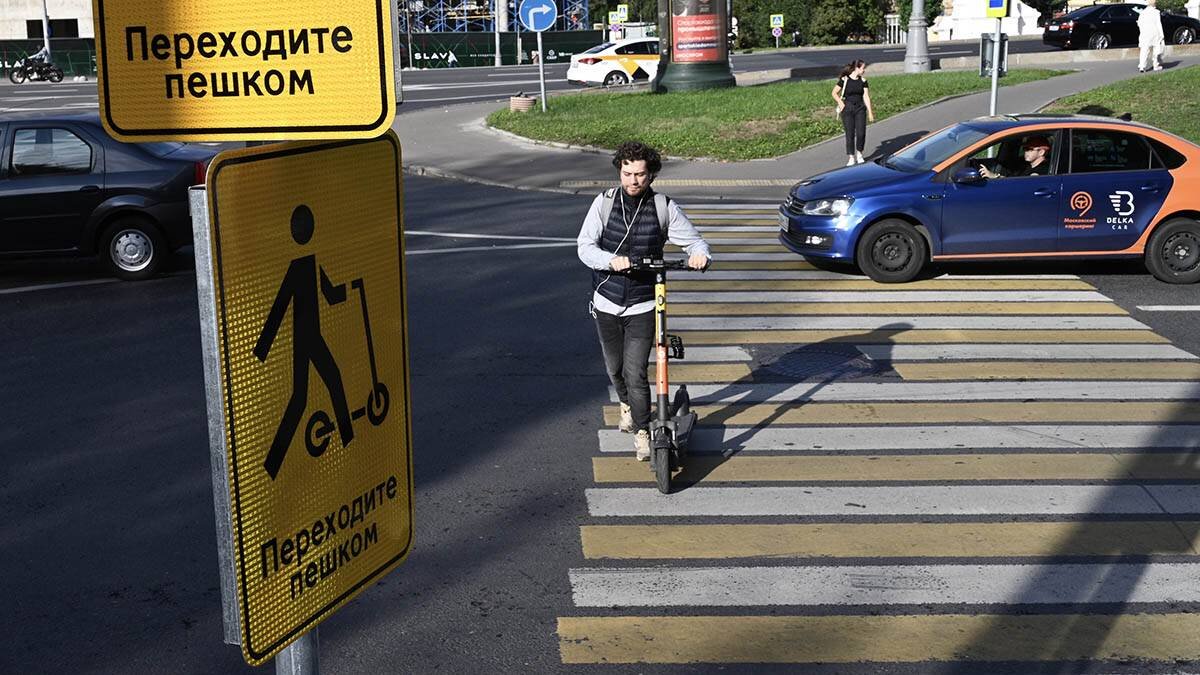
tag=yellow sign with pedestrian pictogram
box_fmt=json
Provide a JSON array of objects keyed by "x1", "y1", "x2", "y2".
[
  {"x1": 91, "y1": 0, "x2": 397, "y2": 141},
  {"x1": 199, "y1": 132, "x2": 412, "y2": 665}
]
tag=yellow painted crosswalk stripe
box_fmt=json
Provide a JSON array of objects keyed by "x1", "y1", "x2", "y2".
[
  {"x1": 672, "y1": 329, "x2": 1166, "y2": 344},
  {"x1": 579, "y1": 522, "x2": 1200, "y2": 559},
  {"x1": 558, "y1": 614, "x2": 1200, "y2": 663},
  {"x1": 669, "y1": 245, "x2": 789, "y2": 253},
  {"x1": 672, "y1": 302, "x2": 1128, "y2": 315},
  {"x1": 659, "y1": 361, "x2": 1200, "y2": 382},
  {"x1": 709, "y1": 261, "x2": 817, "y2": 270},
  {"x1": 671, "y1": 279, "x2": 1099, "y2": 291},
  {"x1": 593, "y1": 453, "x2": 1200, "y2": 484},
  {"x1": 675, "y1": 232, "x2": 781, "y2": 240},
  {"x1": 602, "y1": 401, "x2": 1200, "y2": 426}
]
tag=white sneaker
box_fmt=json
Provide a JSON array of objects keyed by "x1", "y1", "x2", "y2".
[
  {"x1": 1153, "y1": 65, "x2": 1163, "y2": 71},
  {"x1": 618, "y1": 403, "x2": 635, "y2": 433},
  {"x1": 634, "y1": 430, "x2": 650, "y2": 461},
  {"x1": 855, "y1": 152, "x2": 865, "y2": 164},
  {"x1": 846, "y1": 157, "x2": 856, "y2": 167}
]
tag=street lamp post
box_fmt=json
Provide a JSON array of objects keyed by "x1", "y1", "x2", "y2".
[
  {"x1": 904, "y1": 0, "x2": 930, "y2": 72},
  {"x1": 41, "y1": 0, "x2": 52, "y2": 57}
]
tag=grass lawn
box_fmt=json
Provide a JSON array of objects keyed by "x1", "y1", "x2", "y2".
[
  {"x1": 488, "y1": 69, "x2": 1066, "y2": 161},
  {"x1": 1042, "y1": 65, "x2": 1200, "y2": 144}
]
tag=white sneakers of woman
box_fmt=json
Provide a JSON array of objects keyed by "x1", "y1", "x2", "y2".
[
  {"x1": 856, "y1": 152, "x2": 865, "y2": 164},
  {"x1": 634, "y1": 430, "x2": 651, "y2": 461},
  {"x1": 618, "y1": 402, "x2": 635, "y2": 432},
  {"x1": 846, "y1": 157, "x2": 856, "y2": 166}
]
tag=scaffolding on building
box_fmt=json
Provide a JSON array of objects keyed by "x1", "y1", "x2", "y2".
[{"x1": 398, "y1": 0, "x2": 590, "y2": 33}]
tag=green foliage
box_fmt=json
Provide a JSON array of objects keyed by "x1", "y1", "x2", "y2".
[
  {"x1": 1158, "y1": 0, "x2": 1187, "y2": 14},
  {"x1": 1043, "y1": 65, "x2": 1200, "y2": 143},
  {"x1": 487, "y1": 69, "x2": 1066, "y2": 160}
]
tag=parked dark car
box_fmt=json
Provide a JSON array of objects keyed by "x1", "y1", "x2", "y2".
[
  {"x1": 0, "y1": 114, "x2": 216, "y2": 280},
  {"x1": 1044, "y1": 3, "x2": 1200, "y2": 50}
]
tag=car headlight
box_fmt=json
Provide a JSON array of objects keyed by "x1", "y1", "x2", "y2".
[{"x1": 801, "y1": 197, "x2": 854, "y2": 217}]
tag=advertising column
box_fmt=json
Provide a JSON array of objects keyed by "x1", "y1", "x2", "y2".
[{"x1": 653, "y1": 0, "x2": 734, "y2": 92}]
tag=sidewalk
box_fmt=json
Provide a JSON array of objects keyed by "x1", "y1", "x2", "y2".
[{"x1": 394, "y1": 56, "x2": 1200, "y2": 201}]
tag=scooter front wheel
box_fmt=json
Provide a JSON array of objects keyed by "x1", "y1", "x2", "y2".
[{"x1": 366, "y1": 382, "x2": 390, "y2": 425}]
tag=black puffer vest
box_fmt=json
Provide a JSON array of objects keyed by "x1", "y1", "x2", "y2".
[{"x1": 592, "y1": 189, "x2": 664, "y2": 307}]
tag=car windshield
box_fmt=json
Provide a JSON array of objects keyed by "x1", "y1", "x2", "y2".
[
  {"x1": 882, "y1": 124, "x2": 991, "y2": 172},
  {"x1": 583, "y1": 42, "x2": 615, "y2": 54},
  {"x1": 137, "y1": 141, "x2": 186, "y2": 157}
]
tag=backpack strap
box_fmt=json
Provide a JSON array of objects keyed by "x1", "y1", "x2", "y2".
[
  {"x1": 598, "y1": 187, "x2": 617, "y2": 227},
  {"x1": 654, "y1": 192, "x2": 670, "y2": 239}
]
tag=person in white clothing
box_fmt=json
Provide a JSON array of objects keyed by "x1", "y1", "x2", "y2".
[{"x1": 1137, "y1": 0, "x2": 1165, "y2": 72}]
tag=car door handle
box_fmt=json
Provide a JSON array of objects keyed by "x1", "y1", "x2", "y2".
[
  {"x1": 1140, "y1": 184, "x2": 1162, "y2": 193},
  {"x1": 922, "y1": 193, "x2": 944, "y2": 200},
  {"x1": 79, "y1": 185, "x2": 100, "y2": 193},
  {"x1": 1033, "y1": 188, "x2": 1056, "y2": 197}
]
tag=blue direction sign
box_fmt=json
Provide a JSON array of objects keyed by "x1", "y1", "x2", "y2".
[{"x1": 519, "y1": 0, "x2": 558, "y2": 32}]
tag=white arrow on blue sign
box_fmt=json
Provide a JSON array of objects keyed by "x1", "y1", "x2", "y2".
[{"x1": 519, "y1": 0, "x2": 558, "y2": 32}]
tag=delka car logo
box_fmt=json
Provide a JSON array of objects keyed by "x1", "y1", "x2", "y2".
[
  {"x1": 1109, "y1": 191, "x2": 1135, "y2": 216},
  {"x1": 1070, "y1": 191, "x2": 1093, "y2": 217}
]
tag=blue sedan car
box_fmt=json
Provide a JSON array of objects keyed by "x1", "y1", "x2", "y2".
[{"x1": 778, "y1": 114, "x2": 1200, "y2": 283}]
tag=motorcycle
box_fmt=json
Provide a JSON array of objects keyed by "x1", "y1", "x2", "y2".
[{"x1": 8, "y1": 58, "x2": 64, "y2": 84}]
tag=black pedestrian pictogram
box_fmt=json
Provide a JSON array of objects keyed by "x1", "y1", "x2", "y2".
[{"x1": 254, "y1": 205, "x2": 390, "y2": 479}]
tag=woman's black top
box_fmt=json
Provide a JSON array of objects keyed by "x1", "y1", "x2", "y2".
[{"x1": 838, "y1": 76, "x2": 868, "y2": 107}]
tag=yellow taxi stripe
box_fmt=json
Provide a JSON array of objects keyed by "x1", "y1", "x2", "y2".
[
  {"x1": 579, "y1": 521, "x2": 1200, "y2": 559},
  {"x1": 601, "y1": 402, "x2": 1200, "y2": 426},
  {"x1": 592, "y1": 453, "x2": 1200, "y2": 484},
  {"x1": 671, "y1": 329, "x2": 1165, "y2": 344},
  {"x1": 558, "y1": 614, "x2": 1200, "y2": 663},
  {"x1": 670, "y1": 302, "x2": 1128, "y2": 315}
]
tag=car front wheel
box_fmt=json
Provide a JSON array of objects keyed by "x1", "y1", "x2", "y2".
[
  {"x1": 1088, "y1": 32, "x2": 1111, "y2": 49},
  {"x1": 1145, "y1": 217, "x2": 1200, "y2": 284},
  {"x1": 603, "y1": 71, "x2": 629, "y2": 87},
  {"x1": 99, "y1": 218, "x2": 169, "y2": 281},
  {"x1": 1174, "y1": 26, "x2": 1196, "y2": 45},
  {"x1": 855, "y1": 219, "x2": 927, "y2": 283}
]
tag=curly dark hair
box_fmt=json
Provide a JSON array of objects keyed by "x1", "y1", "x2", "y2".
[{"x1": 612, "y1": 141, "x2": 662, "y2": 175}]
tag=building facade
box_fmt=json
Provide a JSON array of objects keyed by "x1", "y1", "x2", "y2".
[{"x1": 0, "y1": 1, "x2": 94, "y2": 40}]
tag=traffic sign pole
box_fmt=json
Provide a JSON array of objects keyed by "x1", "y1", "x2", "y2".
[
  {"x1": 537, "y1": 30, "x2": 547, "y2": 112},
  {"x1": 990, "y1": 18, "x2": 1002, "y2": 115}
]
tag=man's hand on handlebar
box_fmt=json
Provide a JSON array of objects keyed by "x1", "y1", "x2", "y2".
[
  {"x1": 610, "y1": 255, "x2": 631, "y2": 272},
  {"x1": 688, "y1": 254, "x2": 710, "y2": 270}
]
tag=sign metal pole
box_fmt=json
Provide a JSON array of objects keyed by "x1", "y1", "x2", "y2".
[
  {"x1": 989, "y1": 18, "x2": 1001, "y2": 115},
  {"x1": 537, "y1": 30, "x2": 547, "y2": 111}
]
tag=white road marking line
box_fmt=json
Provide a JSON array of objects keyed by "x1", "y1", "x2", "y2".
[
  {"x1": 585, "y1": 485, "x2": 1200, "y2": 517},
  {"x1": 615, "y1": 380, "x2": 1200, "y2": 404},
  {"x1": 405, "y1": 242, "x2": 575, "y2": 255},
  {"x1": 670, "y1": 316, "x2": 1150, "y2": 330},
  {"x1": 692, "y1": 226, "x2": 780, "y2": 232},
  {"x1": 0, "y1": 278, "x2": 119, "y2": 295},
  {"x1": 673, "y1": 271, "x2": 1081, "y2": 280},
  {"x1": 405, "y1": 230, "x2": 574, "y2": 242},
  {"x1": 669, "y1": 291, "x2": 1111, "y2": 303},
  {"x1": 642, "y1": 343, "x2": 1195, "y2": 362},
  {"x1": 1138, "y1": 305, "x2": 1200, "y2": 311},
  {"x1": 569, "y1": 563, "x2": 1200, "y2": 607},
  {"x1": 596, "y1": 425, "x2": 1200, "y2": 452}
]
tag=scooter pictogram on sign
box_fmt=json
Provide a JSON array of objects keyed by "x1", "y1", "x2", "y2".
[{"x1": 255, "y1": 204, "x2": 389, "y2": 479}]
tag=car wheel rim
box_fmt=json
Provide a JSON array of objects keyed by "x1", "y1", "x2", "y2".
[
  {"x1": 1162, "y1": 232, "x2": 1200, "y2": 274},
  {"x1": 1094, "y1": 35, "x2": 1108, "y2": 49},
  {"x1": 872, "y1": 233, "x2": 913, "y2": 272},
  {"x1": 111, "y1": 229, "x2": 154, "y2": 272},
  {"x1": 605, "y1": 74, "x2": 625, "y2": 86},
  {"x1": 1182, "y1": 29, "x2": 1195, "y2": 45}
]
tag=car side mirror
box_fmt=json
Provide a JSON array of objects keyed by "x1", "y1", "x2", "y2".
[{"x1": 952, "y1": 167, "x2": 985, "y2": 184}]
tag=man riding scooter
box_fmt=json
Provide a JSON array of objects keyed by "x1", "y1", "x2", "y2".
[{"x1": 576, "y1": 142, "x2": 711, "y2": 460}]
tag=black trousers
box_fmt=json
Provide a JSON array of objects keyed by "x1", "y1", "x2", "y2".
[
  {"x1": 594, "y1": 310, "x2": 654, "y2": 432},
  {"x1": 841, "y1": 105, "x2": 867, "y2": 155}
]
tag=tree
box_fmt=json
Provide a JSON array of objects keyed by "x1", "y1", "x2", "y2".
[{"x1": 899, "y1": 0, "x2": 944, "y2": 29}]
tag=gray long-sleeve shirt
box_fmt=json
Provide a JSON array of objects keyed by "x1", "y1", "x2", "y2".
[{"x1": 577, "y1": 190, "x2": 711, "y2": 316}]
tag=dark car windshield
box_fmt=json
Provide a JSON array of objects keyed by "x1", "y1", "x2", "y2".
[
  {"x1": 583, "y1": 42, "x2": 615, "y2": 54},
  {"x1": 882, "y1": 124, "x2": 991, "y2": 172},
  {"x1": 136, "y1": 141, "x2": 186, "y2": 157}
]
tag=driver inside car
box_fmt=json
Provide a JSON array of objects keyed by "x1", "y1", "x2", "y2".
[{"x1": 979, "y1": 135, "x2": 1052, "y2": 178}]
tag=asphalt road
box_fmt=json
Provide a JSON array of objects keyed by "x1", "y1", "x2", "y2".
[{"x1": 2, "y1": 175, "x2": 1200, "y2": 673}]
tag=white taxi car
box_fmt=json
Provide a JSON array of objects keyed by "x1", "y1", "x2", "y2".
[{"x1": 566, "y1": 38, "x2": 661, "y2": 87}]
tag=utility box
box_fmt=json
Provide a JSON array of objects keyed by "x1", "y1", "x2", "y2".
[{"x1": 979, "y1": 32, "x2": 1009, "y2": 77}]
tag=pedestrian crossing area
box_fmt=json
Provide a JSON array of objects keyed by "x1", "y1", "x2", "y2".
[{"x1": 558, "y1": 202, "x2": 1200, "y2": 668}]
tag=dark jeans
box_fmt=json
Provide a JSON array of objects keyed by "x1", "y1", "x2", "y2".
[
  {"x1": 841, "y1": 105, "x2": 867, "y2": 155},
  {"x1": 594, "y1": 310, "x2": 654, "y2": 432}
]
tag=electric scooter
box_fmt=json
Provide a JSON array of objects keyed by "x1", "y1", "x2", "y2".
[
  {"x1": 305, "y1": 276, "x2": 390, "y2": 456},
  {"x1": 629, "y1": 256, "x2": 699, "y2": 494}
]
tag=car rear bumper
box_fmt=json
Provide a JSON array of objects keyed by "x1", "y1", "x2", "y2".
[{"x1": 1042, "y1": 31, "x2": 1072, "y2": 48}]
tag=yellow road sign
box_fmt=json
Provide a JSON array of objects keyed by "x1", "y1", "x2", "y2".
[
  {"x1": 770, "y1": 14, "x2": 784, "y2": 28},
  {"x1": 92, "y1": 0, "x2": 396, "y2": 141},
  {"x1": 201, "y1": 132, "x2": 411, "y2": 665}
]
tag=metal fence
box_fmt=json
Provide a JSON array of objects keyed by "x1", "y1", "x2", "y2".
[
  {"x1": 398, "y1": 29, "x2": 603, "y2": 67},
  {"x1": 883, "y1": 14, "x2": 907, "y2": 45},
  {"x1": 0, "y1": 39, "x2": 96, "y2": 78}
]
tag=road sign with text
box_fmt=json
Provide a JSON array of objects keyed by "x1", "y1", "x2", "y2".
[
  {"x1": 198, "y1": 133, "x2": 412, "y2": 665},
  {"x1": 92, "y1": 0, "x2": 396, "y2": 141}
]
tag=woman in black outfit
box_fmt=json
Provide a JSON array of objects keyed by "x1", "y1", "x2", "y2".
[{"x1": 831, "y1": 59, "x2": 875, "y2": 166}]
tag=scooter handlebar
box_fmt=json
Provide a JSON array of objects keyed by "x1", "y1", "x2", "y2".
[{"x1": 627, "y1": 257, "x2": 698, "y2": 272}]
